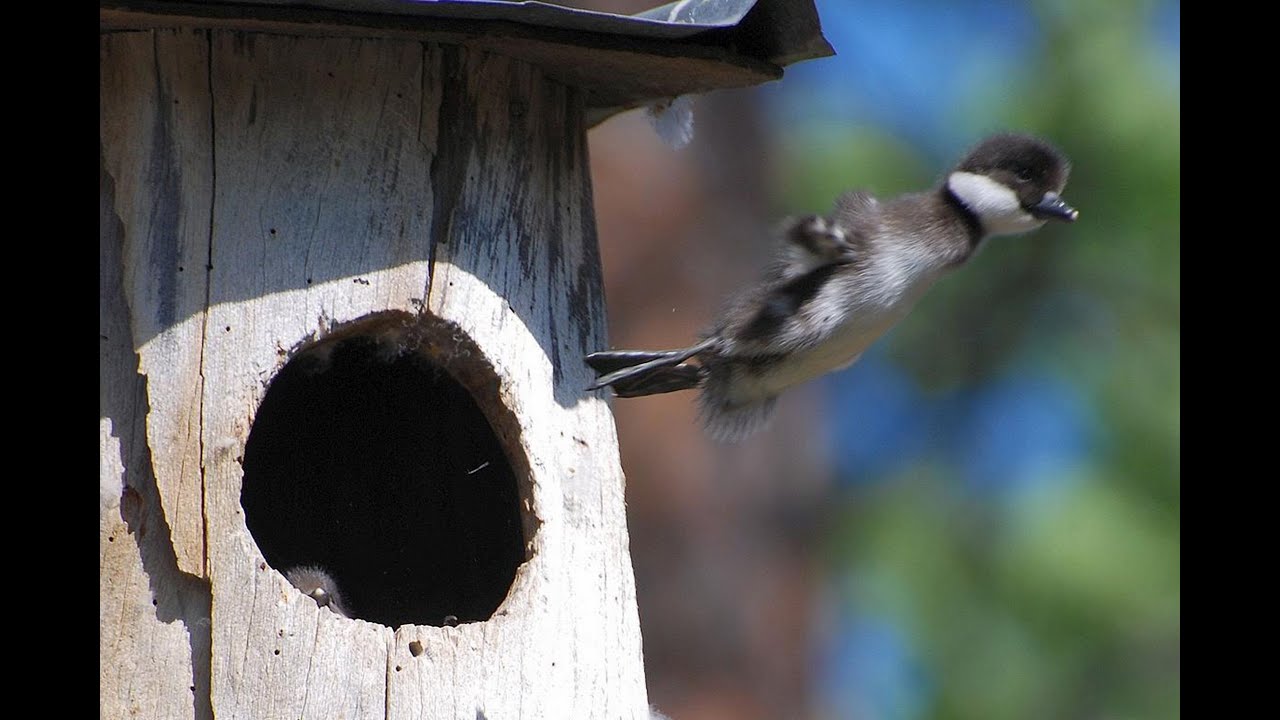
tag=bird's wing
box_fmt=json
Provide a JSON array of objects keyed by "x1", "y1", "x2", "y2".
[
  {"x1": 831, "y1": 189, "x2": 881, "y2": 232},
  {"x1": 719, "y1": 191, "x2": 883, "y2": 355},
  {"x1": 730, "y1": 263, "x2": 844, "y2": 349},
  {"x1": 775, "y1": 190, "x2": 880, "y2": 269},
  {"x1": 779, "y1": 215, "x2": 852, "y2": 264}
]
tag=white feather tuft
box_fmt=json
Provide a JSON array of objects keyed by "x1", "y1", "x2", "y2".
[{"x1": 645, "y1": 96, "x2": 695, "y2": 149}]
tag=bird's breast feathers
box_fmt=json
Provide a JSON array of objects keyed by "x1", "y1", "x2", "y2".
[{"x1": 738, "y1": 236, "x2": 949, "y2": 398}]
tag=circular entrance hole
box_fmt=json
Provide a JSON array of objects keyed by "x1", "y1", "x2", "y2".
[{"x1": 241, "y1": 312, "x2": 532, "y2": 627}]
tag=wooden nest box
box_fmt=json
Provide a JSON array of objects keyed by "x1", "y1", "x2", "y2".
[{"x1": 100, "y1": 1, "x2": 830, "y2": 717}]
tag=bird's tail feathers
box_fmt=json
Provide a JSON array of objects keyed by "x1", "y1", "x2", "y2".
[
  {"x1": 697, "y1": 393, "x2": 777, "y2": 443},
  {"x1": 697, "y1": 367, "x2": 778, "y2": 442}
]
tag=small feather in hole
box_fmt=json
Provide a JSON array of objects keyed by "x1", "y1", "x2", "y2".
[{"x1": 284, "y1": 565, "x2": 351, "y2": 618}]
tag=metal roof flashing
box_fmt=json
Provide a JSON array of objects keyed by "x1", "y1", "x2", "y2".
[{"x1": 101, "y1": 0, "x2": 832, "y2": 124}]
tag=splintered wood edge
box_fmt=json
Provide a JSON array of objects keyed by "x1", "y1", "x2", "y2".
[{"x1": 100, "y1": 4, "x2": 784, "y2": 121}]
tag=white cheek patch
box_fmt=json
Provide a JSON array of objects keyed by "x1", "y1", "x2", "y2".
[{"x1": 948, "y1": 171, "x2": 1045, "y2": 236}]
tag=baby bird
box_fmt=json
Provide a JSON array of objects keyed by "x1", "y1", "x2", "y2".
[
  {"x1": 284, "y1": 565, "x2": 351, "y2": 618},
  {"x1": 586, "y1": 133, "x2": 1078, "y2": 442}
]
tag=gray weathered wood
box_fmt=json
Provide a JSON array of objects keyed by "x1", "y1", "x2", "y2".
[
  {"x1": 199, "y1": 32, "x2": 431, "y2": 720},
  {"x1": 100, "y1": 28, "x2": 211, "y2": 578},
  {"x1": 102, "y1": 28, "x2": 648, "y2": 719},
  {"x1": 397, "y1": 46, "x2": 646, "y2": 720},
  {"x1": 101, "y1": 148, "x2": 213, "y2": 720}
]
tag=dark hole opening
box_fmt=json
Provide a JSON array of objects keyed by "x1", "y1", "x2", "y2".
[{"x1": 241, "y1": 316, "x2": 527, "y2": 627}]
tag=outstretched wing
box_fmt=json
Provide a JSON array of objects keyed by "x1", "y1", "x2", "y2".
[
  {"x1": 771, "y1": 189, "x2": 880, "y2": 277},
  {"x1": 718, "y1": 190, "x2": 883, "y2": 354}
]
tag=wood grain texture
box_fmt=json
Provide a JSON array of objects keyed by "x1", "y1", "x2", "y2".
[
  {"x1": 393, "y1": 47, "x2": 648, "y2": 719},
  {"x1": 102, "y1": 29, "x2": 647, "y2": 719},
  {"x1": 102, "y1": 148, "x2": 213, "y2": 720},
  {"x1": 200, "y1": 32, "x2": 431, "y2": 720},
  {"x1": 100, "y1": 28, "x2": 211, "y2": 578}
]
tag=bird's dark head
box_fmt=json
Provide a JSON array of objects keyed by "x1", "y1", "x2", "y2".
[{"x1": 947, "y1": 133, "x2": 1077, "y2": 236}]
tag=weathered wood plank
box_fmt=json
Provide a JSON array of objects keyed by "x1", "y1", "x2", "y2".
[
  {"x1": 101, "y1": 149, "x2": 213, "y2": 720},
  {"x1": 100, "y1": 28, "x2": 212, "y2": 579},
  {"x1": 200, "y1": 32, "x2": 433, "y2": 719},
  {"x1": 105, "y1": 27, "x2": 649, "y2": 718},
  {"x1": 402, "y1": 47, "x2": 648, "y2": 719}
]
